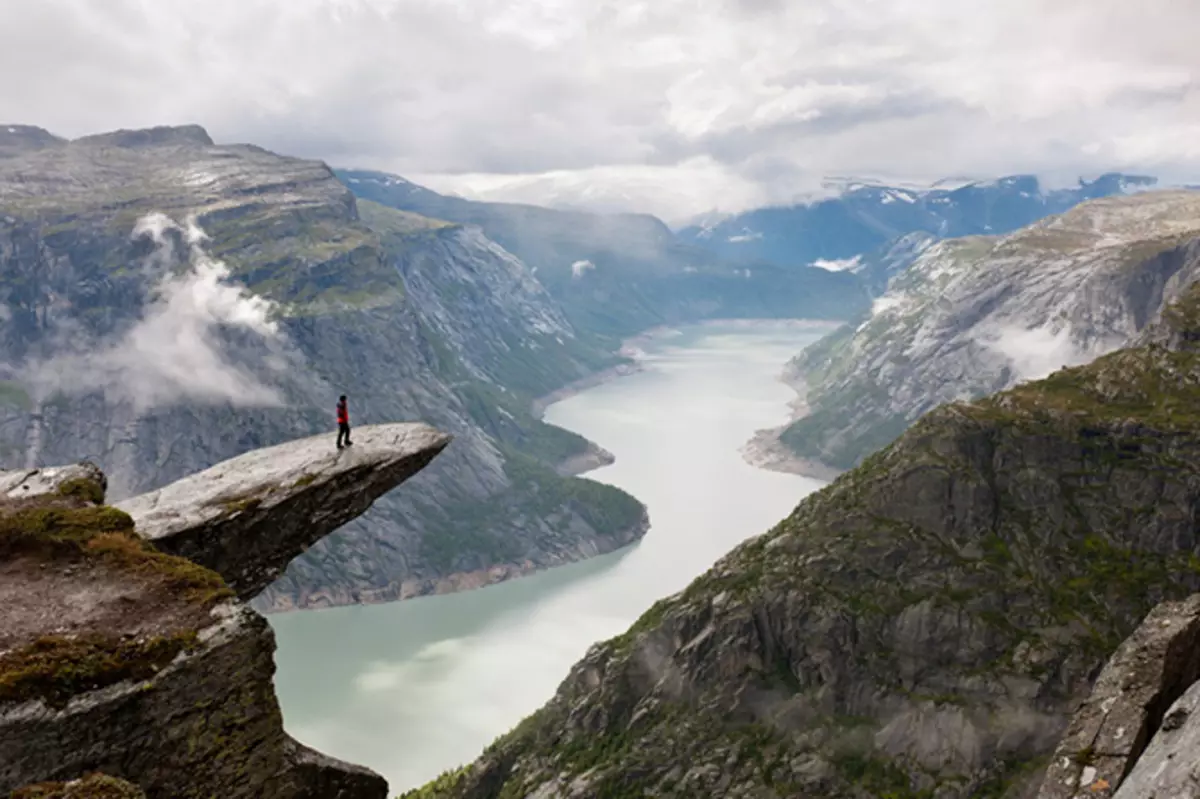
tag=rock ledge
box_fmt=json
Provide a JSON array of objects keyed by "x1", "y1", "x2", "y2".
[{"x1": 117, "y1": 423, "x2": 451, "y2": 600}]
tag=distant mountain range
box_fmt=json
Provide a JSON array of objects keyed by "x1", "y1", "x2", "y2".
[
  {"x1": 676, "y1": 173, "x2": 1160, "y2": 268},
  {"x1": 335, "y1": 169, "x2": 869, "y2": 337}
]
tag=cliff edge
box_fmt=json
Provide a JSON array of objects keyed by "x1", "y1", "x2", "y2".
[
  {"x1": 1, "y1": 423, "x2": 449, "y2": 798},
  {"x1": 117, "y1": 422, "x2": 450, "y2": 600}
]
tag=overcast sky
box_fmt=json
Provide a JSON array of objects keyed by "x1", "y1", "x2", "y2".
[{"x1": 2, "y1": 0, "x2": 1198, "y2": 223}]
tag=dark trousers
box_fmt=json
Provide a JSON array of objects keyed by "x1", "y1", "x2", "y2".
[{"x1": 337, "y1": 421, "x2": 352, "y2": 448}]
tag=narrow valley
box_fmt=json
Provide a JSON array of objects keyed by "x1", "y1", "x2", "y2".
[{"x1": 268, "y1": 322, "x2": 836, "y2": 791}]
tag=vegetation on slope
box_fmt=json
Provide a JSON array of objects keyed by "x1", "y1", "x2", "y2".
[
  {"x1": 10, "y1": 773, "x2": 146, "y2": 799},
  {"x1": 413, "y1": 281, "x2": 1200, "y2": 798}
]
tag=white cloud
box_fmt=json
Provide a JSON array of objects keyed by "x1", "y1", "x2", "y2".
[
  {"x1": 812, "y1": 256, "x2": 863, "y2": 272},
  {"x1": 871, "y1": 295, "x2": 907, "y2": 317},
  {"x1": 1, "y1": 0, "x2": 1198, "y2": 222},
  {"x1": 982, "y1": 324, "x2": 1091, "y2": 383},
  {"x1": 570, "y1": 259, "x2": 595, "y2": 278},
  {"x1": 26, "y1": 213, "x2": 286, "y2": 412}
]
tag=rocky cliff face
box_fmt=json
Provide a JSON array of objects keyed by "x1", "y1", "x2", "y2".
[
  {"x1": 337, "y1": 169, "x2": 870, "y2": 339},
  {"x1": 677, "y1": 173, "x2": 1158, "y2": 269},
  {"x1": 3, "y1": 425, "x2": 445, "y2": 796},
  {"x1": 0, "y1": 125, "x2": 647, "y2": 612},
  {"x1": 1037, "y1": 594, "x2": 1200, "y2": 798},
  {"x1": 778, "y1": 190, "x2": 1200, "y2": 472},
  {"x1": 415, "y1": 273, "x2": 1200, "y2": 798}
]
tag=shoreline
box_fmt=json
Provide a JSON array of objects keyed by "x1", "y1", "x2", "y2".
[
  {"x1": 533, "y1": 317, "x2": 848, "y2": 484},
  {"x1": 530, "y1": 360, "x2": 645, "y2": 420},
  {"x1": 254, "y1": 510, "x2": 651, "y2": 613},
  {"x1": 737, "y1": 357, "x2": 846, "y2": 484}
]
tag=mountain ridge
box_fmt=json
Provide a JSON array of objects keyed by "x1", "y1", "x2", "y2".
[
  {"x1": 774, "y1": 188, "x2": 1200, "y2": 474},
  {"x1": 335, "y1": 168, "x2": 871, "y2": 339},
  {"x1": 0, "y1": 123, "x2": 649, "y2": 613},
  {"x1": 678, "y1": 172, "x2": 1159, "y2": 269}
]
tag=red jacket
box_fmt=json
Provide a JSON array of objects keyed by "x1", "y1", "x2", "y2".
[{"x1": 336, "y1": 401, "x2": 348, "y2": 424}]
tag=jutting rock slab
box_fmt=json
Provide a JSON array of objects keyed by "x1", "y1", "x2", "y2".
[{"x1": 117, "y1": 422, "x2": 451, "y2": 600}]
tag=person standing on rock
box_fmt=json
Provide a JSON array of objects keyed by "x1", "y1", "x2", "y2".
[{"x1": 336, "y1": 395, "x2": 353, "y2": 449}]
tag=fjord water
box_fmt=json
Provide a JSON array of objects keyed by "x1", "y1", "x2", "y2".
[{"x1": 269, "y1": 321, "x2": 837, "y2": 791}]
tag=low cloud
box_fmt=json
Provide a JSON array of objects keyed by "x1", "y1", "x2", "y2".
[
  {"x1": 26, "y1": 213, "x2": 286, "y2": 412},
  {"x1": 982, "y1": 324, "x2": 1091, "y2": 383},
  {"x1": 871, "y1": 295, "x2": 907, "y2": 317},
  {"x1": 812, "y1": 256, "x2": 863, "y2": 272}
]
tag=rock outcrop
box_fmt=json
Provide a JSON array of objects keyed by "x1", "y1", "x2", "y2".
[
  {"x1": 776, "y1": 189, "x2": 1200, "y2": 472},
  {"x1": 0, "y1": 462, "x2": 106, "y2": 501},
  {"x1": 414, "y1": 277, "x2": 1200, "y2": 797},
  {"x1": 1, "y1": 424, "x2": 447, "y2": 797},
  {"x1": 0, "y1": 124, "x2": 649, "y2": 612},
  {"x1": 1113, "y1": 680, "x2": 1200, "y2": 797},
  {"x1": 1038, "y1": 595, "x2": 1200, "y2": 798},
  {"x1": 118, "y1": 422, "x2": 450, "y2": 599}
]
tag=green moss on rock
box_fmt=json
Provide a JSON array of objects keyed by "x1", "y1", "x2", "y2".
[
  {"x1": 0, "y1": 505, "x2": 135, "y2": 560},
  {"x1": 0, "y1": 504, "x2": 233, "y2": 607},
  {"x1": 56, "y1": 477, "x2": 106, "y2": 506},
  {"x1": 0, "y1": 631, "x2": 200, "y2": 709},
  {"x1": 10, "y1": 773, "x2": 146, "y2": 799}
]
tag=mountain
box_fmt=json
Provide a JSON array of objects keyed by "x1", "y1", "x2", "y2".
[
  {"x1": 0, "y1": 124, "x2": 647, "y2": 612},
  {"x1": 777, "y1": 189, "x2": 1200, "y2": 472},
  {"x1": 677, "y1": 173, "x2": 1159, "y2": 269},
  {"x1": 849, "y1": 231, "x2": 939, "y2": 296},
  {"x1": 336, "y1": 170, "x2": 871, "y2": 337},
  {"x1": 413, "y1": 250, "x2": 1200, "y2": 799}
]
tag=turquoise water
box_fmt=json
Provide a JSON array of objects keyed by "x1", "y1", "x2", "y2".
[{"x1": 269, "y1": 321, "x2": 836, "y2": 791}]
